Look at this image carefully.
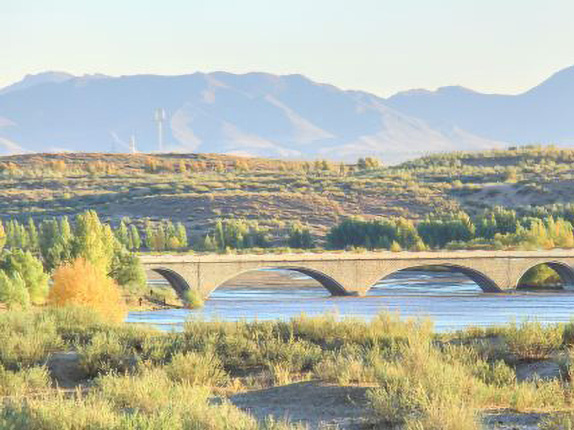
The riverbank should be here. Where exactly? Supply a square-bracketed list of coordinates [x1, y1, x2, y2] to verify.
[1, 307, 574, 429]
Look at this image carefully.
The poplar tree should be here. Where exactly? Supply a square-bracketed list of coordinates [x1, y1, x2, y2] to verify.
[39, 218, 73, 271]
[144, 220, 155, 250]
[71, 210, 118, 272]
[116, 219, 130, 248]
[214, 220, 225, 250]
[129, 225, 141, 250]
[27, 218, 39, 252]
[176, 223, 188, 249]
[202, 234, 217, 252]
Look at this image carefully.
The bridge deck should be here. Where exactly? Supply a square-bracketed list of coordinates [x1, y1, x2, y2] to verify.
[140, 249, 574, 264]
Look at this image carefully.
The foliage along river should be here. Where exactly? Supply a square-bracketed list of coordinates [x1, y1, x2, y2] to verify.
[127, 270, 574, 332]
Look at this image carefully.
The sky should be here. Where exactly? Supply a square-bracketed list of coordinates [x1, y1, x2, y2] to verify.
[2, 0, 574, 97]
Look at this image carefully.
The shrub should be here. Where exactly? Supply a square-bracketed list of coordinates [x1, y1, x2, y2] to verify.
[368, 340, 482, 429]
[0, 311, 63, 369]
[165, 351, 228, 387]
[183, 288, 204, 309]
[314, 351, 377, 385]
[510, 378, 569, 411]
[504, 320, 564, 360]
[367, 363, 421, 425]
[49, 258, 127, 323]
[541, 414, 574, 430]
[563, 320, 574, 346]
[261, 337, 322, 373]
[77, 331, 134, 377]
[0, 365, 50, 396]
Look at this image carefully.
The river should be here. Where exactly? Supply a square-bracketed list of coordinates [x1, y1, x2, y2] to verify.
[127, 270, 574, 332]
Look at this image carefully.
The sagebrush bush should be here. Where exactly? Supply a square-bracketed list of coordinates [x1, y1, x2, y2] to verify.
[0, 311, 62, 369]
[314, 350, 377, 385]
[0, 365, 50, 396]
[504, 320, 564, 360]
[165, 351, 228, 387]
[541, 413, 574, 430]
[510, 378, 569, 411]
[0, 307, 574, 430]
[77, 331, 135, 377]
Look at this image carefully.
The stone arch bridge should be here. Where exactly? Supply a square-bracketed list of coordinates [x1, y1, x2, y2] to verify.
[140, 250, 574, 299]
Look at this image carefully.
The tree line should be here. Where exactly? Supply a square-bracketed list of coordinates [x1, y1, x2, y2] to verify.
[326, 206, 574, 251]
[0, 215, 317, 256]
[0, 211, 145, 309]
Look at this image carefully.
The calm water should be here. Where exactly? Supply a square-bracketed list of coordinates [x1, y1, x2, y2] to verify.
[127, 271, 574, 332]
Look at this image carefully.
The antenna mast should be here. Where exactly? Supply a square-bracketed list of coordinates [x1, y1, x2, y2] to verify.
[129, 135, 137, 154]
[154, 108, 166, 152]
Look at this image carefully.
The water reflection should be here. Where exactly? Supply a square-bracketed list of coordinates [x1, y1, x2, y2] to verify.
[127, 270, 574, 332]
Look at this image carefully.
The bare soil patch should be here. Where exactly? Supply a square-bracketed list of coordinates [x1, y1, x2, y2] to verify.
[230, 381, 378, 430]
[46, 351, 86, 389]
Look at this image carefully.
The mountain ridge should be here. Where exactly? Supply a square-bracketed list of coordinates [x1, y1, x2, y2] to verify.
[1, 67, 573, 161]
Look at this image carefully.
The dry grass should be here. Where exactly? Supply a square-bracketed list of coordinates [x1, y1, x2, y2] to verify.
[0, 308, 573, 429]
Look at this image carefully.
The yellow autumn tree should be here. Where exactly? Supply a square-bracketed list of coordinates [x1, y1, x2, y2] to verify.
[48, 258, 126, 323]
[0, 221, 5, 251]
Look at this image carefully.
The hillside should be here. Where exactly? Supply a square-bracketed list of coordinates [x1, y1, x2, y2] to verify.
[2, 147, 574, 245]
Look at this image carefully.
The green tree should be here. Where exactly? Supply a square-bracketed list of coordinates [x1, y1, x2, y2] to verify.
[71, 210, 118, 272]
[110, 251, 146, 288]
[214, 220, 226, 250]
[129, 225, 141, 250]
[144, 220, 155, 250]
[39, 218, 73, 271]
[0, 271, 29, 309]
[0, 250, 49, 304]
[176, 223, 188, 249]
[115, 219, 130, 249]
[26, 218, 39, 252]
[287, 222, 314, 249]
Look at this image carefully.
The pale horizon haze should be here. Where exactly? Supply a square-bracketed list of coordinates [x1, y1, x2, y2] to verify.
[2, 0, 574, 97]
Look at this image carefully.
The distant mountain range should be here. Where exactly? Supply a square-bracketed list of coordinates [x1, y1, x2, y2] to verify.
[0, 67, 573, 162]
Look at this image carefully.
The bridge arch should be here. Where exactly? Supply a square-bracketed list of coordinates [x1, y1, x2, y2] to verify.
[211, 266, 349, 297]
[516, 261, 574, 290]
[151, 268, 193, 300]
[369, 264, 502, 293]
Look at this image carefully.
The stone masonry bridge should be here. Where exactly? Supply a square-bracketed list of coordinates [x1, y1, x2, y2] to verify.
[140, 250, 574, 299]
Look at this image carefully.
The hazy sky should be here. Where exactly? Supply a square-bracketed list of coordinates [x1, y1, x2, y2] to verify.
[2, 0, 573, 96]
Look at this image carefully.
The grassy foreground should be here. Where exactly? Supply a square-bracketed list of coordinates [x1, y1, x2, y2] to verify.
[1, 308, 574, 429]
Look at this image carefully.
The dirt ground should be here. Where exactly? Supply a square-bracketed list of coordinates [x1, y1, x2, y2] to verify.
[230, 381, 377, 429]
[229, 381, 549, 430]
